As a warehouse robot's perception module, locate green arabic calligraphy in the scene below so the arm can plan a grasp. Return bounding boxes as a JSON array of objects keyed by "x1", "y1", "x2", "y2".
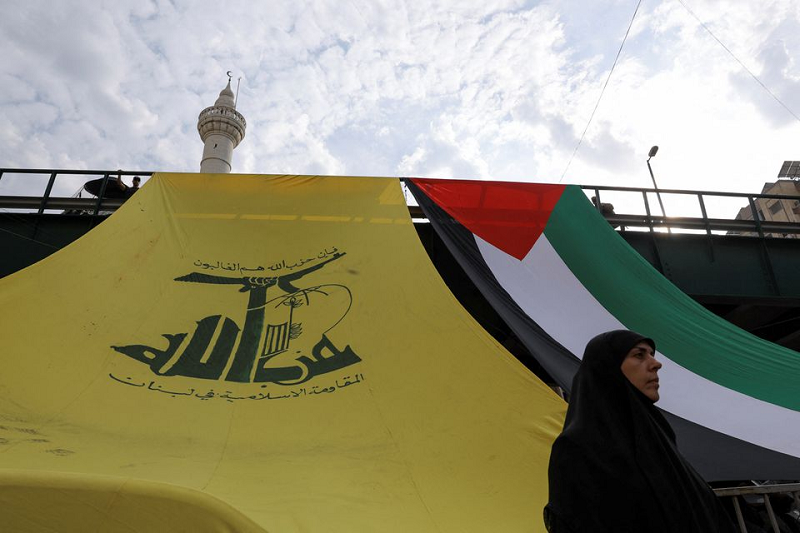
[{"x1": 112, "y1": 251, "x2": 362, "y2": 384}]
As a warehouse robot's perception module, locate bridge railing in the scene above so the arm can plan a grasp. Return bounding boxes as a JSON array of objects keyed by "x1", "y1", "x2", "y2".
[
  {"x1": 2, "y1": 168, "x2": 800, "y2": 238},
  {"x1": 584, "y1": 184, "x2": 800, "y2": 239},
  {"x1": 0, "y1": 168, "x2": 154, "y2": 218},
  {"x1": 714, "y1": 483, "x2": 800, "y2": 533}
]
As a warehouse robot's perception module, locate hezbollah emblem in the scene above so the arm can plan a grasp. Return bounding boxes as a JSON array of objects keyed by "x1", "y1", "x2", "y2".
[{"x1": 112, "y1": 250, "x2": 360, "y2": 385}]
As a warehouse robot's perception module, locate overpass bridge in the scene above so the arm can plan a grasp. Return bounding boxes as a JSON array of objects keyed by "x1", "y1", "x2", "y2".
[{"x1": 2, "y1": 168, "x2": 799, "y2": 353}]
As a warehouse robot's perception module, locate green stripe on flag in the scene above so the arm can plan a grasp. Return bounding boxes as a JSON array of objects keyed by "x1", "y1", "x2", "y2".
[{"x1": 544, "y1": 185, "x2": 800, "y2": 411}]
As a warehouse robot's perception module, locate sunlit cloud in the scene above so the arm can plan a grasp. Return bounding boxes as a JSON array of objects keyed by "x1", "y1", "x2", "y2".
[{"x1": 0, "y1": 0, "x2": 797, "y2": 201}]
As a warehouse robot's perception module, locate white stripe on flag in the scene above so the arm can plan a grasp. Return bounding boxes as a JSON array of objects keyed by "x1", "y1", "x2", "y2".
[{"x1": 476, "y1": 234, "x2": 800, "y2": 459}]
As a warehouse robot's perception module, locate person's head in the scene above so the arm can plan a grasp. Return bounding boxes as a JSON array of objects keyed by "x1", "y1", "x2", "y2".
[
  {"x1": 579, "y1": 330, "x2": 661, "y2": 402},
  {"x1": 132, "y1": 176, "x2": 141, "y2": 188},
  {"x1": 620, "y1": 340, "x2": 662, "y2": 402}
]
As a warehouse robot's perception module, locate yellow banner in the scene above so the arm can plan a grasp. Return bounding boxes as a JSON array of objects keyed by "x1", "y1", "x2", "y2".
[{"x1": 0, "y1": 173, "x2": 565, "y2": 532}]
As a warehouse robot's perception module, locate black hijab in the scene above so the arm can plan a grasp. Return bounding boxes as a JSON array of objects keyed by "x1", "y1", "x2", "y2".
[{"x1": 544, "y1": 330, "x2": 735, "y2": 533}]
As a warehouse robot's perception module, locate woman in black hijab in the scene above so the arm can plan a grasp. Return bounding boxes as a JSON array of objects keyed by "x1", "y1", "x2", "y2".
[{"x1": 544, "y1": 330, "x2": 735, "y2": 533}]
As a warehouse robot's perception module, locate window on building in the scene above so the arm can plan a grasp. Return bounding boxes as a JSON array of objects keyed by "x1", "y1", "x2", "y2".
[
  {"x1": 769, "y1": 201, "x2": 782, "y2": 215},
  {"x1": 757, "y1": 209, "x2": 765, "y2": 221}
]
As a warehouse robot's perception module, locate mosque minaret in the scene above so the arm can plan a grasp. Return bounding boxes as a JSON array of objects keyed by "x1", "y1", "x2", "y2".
[{"x1": 197, "y1": 78, "x2": 246, "y2": 173}]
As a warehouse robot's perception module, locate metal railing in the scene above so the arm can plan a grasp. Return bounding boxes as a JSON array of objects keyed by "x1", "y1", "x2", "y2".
[
  {"x1": 714, "y1": 483, "x2": 800, "y2": 533},
  {"x1": 2, "y1": 169, "x2": 800, "y2": 239},
  {"x1": 0, "y1": 168, "x2": 154, "y2": 218},
  {"x1": 584, "y1": 184, "x2": 800, "y2": 238}
]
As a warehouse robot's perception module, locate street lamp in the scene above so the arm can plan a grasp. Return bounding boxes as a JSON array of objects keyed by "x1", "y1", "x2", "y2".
[{"x1": 646, "y1": 145, "x2": 670, "y2": 232}]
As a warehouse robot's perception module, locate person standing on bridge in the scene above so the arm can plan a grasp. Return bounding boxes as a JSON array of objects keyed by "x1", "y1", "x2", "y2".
[
  {"x1": 543, "y1": 330, "x2": 735, "y2": 533},
  {"x1": 115, "y1": 171, "x2": 140, "y2": 199}
]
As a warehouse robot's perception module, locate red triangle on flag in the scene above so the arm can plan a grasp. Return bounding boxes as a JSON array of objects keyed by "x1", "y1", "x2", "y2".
[{"x1": 411, "y1": 178, "x2": 566, "y2": 260}]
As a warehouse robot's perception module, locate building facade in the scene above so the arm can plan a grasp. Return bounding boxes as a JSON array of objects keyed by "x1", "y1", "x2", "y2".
[{"x1": 734, "y1": 178, "x2": 800, "y2": 238}]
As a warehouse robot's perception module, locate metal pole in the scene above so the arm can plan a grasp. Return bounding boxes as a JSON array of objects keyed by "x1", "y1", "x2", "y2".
[
  {"x1": 763, "y1": 494, "x2": 780, "y2": 533},
  {"x1": 748, "y1": 196, "x2": 780, "y2": 296},
  {"x1": 593, "y1": 188, "x2": 603, "y2": 213},
  {"x1": 697, "y1": 193, "x2": 715, "y2": 262},
  {"x1": 647, "y1": 156, "x2": 670, "y2": 233},
  {"x1": 643, "y1": 190, "x2": 655, "y2": 235},
  {"x1": 642, "y1": 191, "x2": 666, "y2": 275},
  {"x1": 93, "y1": 172, "x2": 112, "y2": 218},
  {"x1": 731, "y1": 496, "x2": 748, "y2": 533},
  {"x1": 37, "y1": 171, "x2": 58, "y2": 215}
]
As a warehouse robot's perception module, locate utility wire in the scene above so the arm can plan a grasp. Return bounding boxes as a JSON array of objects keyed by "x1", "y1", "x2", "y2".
[
  {"x1": 676, "y1": 0, "x2": 800, "y2": 124},
  {"x1": 750, "y1": 313, "x2": 800, "y2": 333},
  {"x1": 0, "y1": 226, "x2": 59, "y2": 249},
  {"x1": 0, "y1": 208, "x2": 72, "y2": 245},
  {"x1": 559, "y1": 0, "x2": 644, "y2": 183}
]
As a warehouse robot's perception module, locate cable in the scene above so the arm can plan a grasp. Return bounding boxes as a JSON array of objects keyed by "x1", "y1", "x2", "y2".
[
  {"x1": 676, "y1": 0, "x2": 800, "y2": 124},
  {"x1": 749, "y1": 312, "x2": 800, "y2": 332},
  {"x1": 559, "y1": 0, "x2": 644, "y2": 183},
  {"x1": 0, "y1": 208, "x2": 73, "y2": 245},
  {"x1": 0, "y1": 226, "x2": 60, "y2": 249}
]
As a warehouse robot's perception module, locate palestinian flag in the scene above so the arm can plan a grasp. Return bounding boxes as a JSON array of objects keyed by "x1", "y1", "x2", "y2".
[{"x1": 408, "y1": 178, "x2": 800, "y2": 481}]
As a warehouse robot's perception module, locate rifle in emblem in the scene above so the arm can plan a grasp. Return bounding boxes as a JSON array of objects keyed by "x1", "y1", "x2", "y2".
[{"x1": 113, "y1": 252, "x2": 357, "y2": 383}]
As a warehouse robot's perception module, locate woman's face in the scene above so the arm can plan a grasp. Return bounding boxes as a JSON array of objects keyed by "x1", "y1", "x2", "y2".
[{"x1": 620, "y1": 341, "x2": 662, "y2": 402}]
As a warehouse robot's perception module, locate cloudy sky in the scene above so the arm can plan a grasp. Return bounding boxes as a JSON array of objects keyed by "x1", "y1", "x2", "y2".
[{"x1": 1, "y1": 0, "x2": 798, "y2": 215}]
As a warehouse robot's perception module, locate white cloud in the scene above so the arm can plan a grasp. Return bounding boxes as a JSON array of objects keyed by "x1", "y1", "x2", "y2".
[{"x1": 0, "y1": 0, "x2": 797, "y2": 206}]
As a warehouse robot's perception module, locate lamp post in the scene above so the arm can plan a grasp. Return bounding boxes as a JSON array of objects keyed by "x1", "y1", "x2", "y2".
[{"x1": 646, "y1": 145, "x2": 670, "y2": 233}]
